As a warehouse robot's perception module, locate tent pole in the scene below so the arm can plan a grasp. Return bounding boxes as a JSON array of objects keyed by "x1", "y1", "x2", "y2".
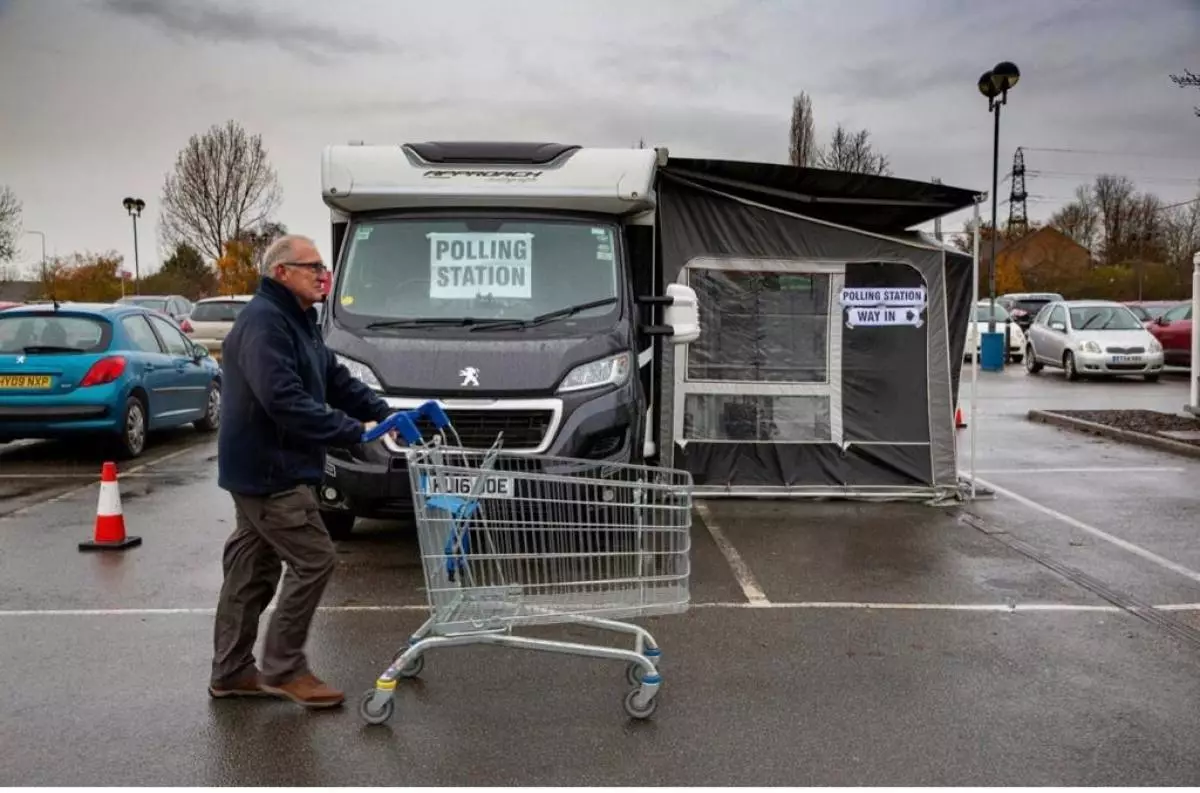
[{"x1": 969, "y1": 198, "x2": 982, "y2": 499}]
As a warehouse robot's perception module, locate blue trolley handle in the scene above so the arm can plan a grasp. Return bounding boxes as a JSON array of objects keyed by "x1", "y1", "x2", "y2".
[{"x1": 360, "y1": 399, "x2": 453, "y2": 445}]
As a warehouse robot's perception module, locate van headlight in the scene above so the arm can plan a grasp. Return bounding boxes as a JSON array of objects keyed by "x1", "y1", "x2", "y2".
[
  {"x1": 557, "y1": 352, "x2": 632, "y2": 394},
  {"x1": 336, "y1": 353, "x2": 383, "y2": 390}
]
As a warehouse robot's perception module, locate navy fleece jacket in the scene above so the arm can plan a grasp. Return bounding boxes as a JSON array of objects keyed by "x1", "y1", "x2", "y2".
[{"x1": 216, "y1": 277, "x2": 391, "y2": 496}]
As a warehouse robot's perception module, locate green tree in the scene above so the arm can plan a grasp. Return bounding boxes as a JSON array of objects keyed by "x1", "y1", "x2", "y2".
[{"x1": 142, "y1": 241, "x2": 217, "y2": 299}]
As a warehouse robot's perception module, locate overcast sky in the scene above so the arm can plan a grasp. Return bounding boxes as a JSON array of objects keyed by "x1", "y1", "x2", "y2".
[{"x1": 1, "y1": 0, "x2": 1197, "y2": 276}]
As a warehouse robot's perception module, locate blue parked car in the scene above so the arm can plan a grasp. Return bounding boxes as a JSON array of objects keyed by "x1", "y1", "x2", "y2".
[{"x1": 0, "y1": 302, "x2": 221, "y2": 458}]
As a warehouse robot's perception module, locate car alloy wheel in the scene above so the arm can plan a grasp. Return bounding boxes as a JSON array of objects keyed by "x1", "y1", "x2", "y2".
[
  {"x1": 126, "y1": 400, "x2": 146, "y2": 455},
  {"x1": 1064, "y1": 351, "x2": 1079, "y2": 381},
  {"x1": 206, "y1": 386, "x2": 221, "y2": 427}
]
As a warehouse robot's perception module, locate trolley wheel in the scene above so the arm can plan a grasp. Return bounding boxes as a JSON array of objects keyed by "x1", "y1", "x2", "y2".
[
  {"x1": 623, "y1": 687, "x2": 658, "y2": 720},
  {"x1": 625, "y1": 661, "x2": 649, "y2": 686},
  {"x1": 359, "y1": 689, "x2": 395, "y2": 725},
  {"x1": 392, "y1": 651, "x2": 425, "y2": 679}
]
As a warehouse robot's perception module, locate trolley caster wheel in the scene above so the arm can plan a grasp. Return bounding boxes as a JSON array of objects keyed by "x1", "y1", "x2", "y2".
[
  {"x1": 625, "y1": 661, "x2": 653, "y2": 686},
  {"x1": 392, "y1": 651, "x2": 424, "y2": 679},
  {"x1": 359, "y1": 690, "x2": 395, "y2": 725},
  {"x1": 623, "y1": 687, "x2": 658, "y2": 720}
]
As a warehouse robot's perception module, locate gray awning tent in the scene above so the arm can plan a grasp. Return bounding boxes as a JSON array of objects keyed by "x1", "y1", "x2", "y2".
[{"x1": 653, "y1": 158, "x2": 983, "y2": 501}]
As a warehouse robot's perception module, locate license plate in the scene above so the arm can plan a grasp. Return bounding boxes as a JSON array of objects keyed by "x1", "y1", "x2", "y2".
[
  {"x1": 0, "y1": 375, "x2": 52, "y2": 389},
  {"x1": 1111, "y1": 355, "x2": 1143, "y2": 364},
  {"x1": 421, "y1": 474, "x2": 515, "y2": 498}
]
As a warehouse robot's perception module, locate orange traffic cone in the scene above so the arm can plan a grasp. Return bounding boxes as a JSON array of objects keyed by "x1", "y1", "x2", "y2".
[
  {"x1": 955, "y1": 406, "x2": 967, "y2": 429},
  {"x1": 79, "y1": 462, "x2": 142, "y2": 551}
]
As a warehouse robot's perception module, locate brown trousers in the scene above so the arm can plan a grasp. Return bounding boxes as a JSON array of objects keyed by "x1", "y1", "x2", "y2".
[{"x1": 211, "y1": 485, "x2": 336, "y2": 687}]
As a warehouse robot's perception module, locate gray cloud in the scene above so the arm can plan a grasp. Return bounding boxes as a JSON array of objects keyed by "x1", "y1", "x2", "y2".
[
  {"x1": 99, "y1": 0, "x2": 393, "y2": 59},
  {"x1": 2, "y1": 0, "x2": 1197, "y2": 275}
]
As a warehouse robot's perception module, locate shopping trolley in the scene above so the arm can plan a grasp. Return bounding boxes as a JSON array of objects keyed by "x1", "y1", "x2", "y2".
[{"x1": 355, "y1": 401, "x2": 693, "y2": 724}]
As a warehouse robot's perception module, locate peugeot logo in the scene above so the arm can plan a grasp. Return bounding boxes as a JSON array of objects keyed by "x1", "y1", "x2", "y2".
[{"x1": 459, "y1": 366, "x2": 480, "y2": 387}]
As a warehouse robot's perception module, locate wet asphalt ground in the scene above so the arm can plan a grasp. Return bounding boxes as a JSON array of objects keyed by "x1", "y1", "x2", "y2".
[{"x1": 2, "y1": 365, "x2": 1199, "y2": 785}]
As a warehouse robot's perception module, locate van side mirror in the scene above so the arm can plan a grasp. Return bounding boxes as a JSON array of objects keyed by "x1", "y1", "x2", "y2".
[{"x1": 640, "y1": 284, "x2": 701, "y2": 344}]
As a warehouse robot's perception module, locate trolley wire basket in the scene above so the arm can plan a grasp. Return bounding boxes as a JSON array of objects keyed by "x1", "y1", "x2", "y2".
[{"x1": 355, "y1": 401, "x2": 693, "y2": 725}]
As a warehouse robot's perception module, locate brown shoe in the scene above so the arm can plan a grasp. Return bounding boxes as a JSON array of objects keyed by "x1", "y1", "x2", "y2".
[
  {"x1": 209, "y1": 669, "x2": 271, "y2": 699},
  {"x1": 260, "y1": 673, "x2": 345, "y2": 709}
]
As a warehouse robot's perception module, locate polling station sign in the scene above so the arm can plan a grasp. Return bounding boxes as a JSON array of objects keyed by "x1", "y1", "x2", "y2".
[
  {"x1": 845, "y1": 305, "x2": 925, "y2": 328},
  {"x1": 837, "y1": 287, "x2": 927, "y2": 308},
  {"x1": 428, "y1": 232, "x2": 534, "y2": 300},
  {"x1": 838, "y1": 286, "x2": 927, "y2": 329}
]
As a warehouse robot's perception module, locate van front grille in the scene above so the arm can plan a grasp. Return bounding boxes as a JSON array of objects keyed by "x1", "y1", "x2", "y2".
[{"x1": 413, "y1": 409, "x2": 553, "y2": 450}]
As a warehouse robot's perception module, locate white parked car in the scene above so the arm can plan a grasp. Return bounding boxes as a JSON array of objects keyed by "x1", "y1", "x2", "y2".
[
  {"x1": 966, "y1": 300, "x2": 1025, "y2": 363},
  {"x1": 184, "y1": 295, "x2": 253, "y2": 358},
  {"x1": 1024, "y1": 299, "x2": 1165, "y2": 382}
]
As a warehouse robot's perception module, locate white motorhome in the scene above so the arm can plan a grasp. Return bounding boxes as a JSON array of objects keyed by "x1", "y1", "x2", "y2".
[{"x1": 316, "y1": 141, "x2": 700, "y2": 537}]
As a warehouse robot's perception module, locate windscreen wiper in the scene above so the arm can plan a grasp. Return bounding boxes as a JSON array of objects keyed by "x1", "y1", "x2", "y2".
[
  {"x1": 366, "y1": 317, "x2": 498, "y2": 330},
  {"x1": 467, "y1": 297, "x2": 619, "y2": 332},
  {"x1": 20, "y1": 345, "x2": 82, "y2": 354}
]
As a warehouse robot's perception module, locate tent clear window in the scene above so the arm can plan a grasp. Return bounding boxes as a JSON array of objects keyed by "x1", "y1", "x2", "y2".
[
  {"x1": 686, "y1": 270, "x2": 830, "y2": 384},
  {"x1": 674, "y1": 259, "x2": 844, "y2": 446},
  {"x1": 683, "y1": 394, "x2": 831, "y2": 442}
]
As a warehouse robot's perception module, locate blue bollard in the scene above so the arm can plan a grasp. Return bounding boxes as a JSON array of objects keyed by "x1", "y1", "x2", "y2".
[{"x1": 980, "y1": 331, "x2": 1006, "y2": 371}]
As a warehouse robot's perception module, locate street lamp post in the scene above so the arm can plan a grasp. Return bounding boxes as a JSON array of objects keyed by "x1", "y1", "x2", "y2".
[
  {"x1": 122, "y1": 197, "x2": 145, "y2": 295},
  {"x1": 977, "y1": 61, "x2": 1020, "y2": 372},
  {"x1": 1190, "y1": 251, "x2": 1199, "y2": 416},
  {"x1": 23, "y1": 229, "x2": 46, "y2": 290}
]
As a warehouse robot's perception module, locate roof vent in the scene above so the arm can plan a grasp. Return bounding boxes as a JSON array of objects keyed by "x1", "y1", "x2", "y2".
[{"x1": 405, "y1": 141, "x2": 580, "y2": 165}]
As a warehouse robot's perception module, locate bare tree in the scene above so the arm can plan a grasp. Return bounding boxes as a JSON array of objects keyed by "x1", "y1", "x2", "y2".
[
  {"x1": 814, "y1": 124, "x2": 891, "y2": 176},
  {"x1": 0, "y1": 185, "x2": 22, "y2": 263},
  {"x1": 788, "y1": 92, "x2": 816, "y2": 167},
  {"x1": 159, "y1": 120, "x2": 282, "y2": 262},
  {"x1": 1169, "y1": 69, "x2": 1200, "y2": 117},
  {"x1": 1162, "y1": 192, "x2": 1200, "y2": 275},
  {"x1": 1049, "y1": 184, "x2": 1100, "y2": 251},
  {"x1": 1092, "y1": 174, "x2": 1136, "y2": 265}
]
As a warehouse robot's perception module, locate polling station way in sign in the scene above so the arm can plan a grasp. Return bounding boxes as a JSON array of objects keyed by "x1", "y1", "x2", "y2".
[
  {"x1": 429, "y1": 232, "x2": 534, "y2": 300},
  {"x1": 838, "y1": 286, "x2": 927, "y2": 328}
]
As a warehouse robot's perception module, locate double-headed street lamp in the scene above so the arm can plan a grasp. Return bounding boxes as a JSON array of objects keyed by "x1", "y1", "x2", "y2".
[
  {"x1": 122, "y1": 197, "x2": 145, "y2": 295},
  {"x1": 978, "y1": 61, "x2": 1020, "y2": 372}
]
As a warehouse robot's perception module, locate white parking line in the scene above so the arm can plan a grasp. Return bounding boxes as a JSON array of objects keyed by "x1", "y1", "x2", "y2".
[
  {"x1": 976, "y1": 466, "x2": 1186, "y2": 475},
  {"x1": 975, "y1": 475, "x2": 1200, "y2": 585},
  {"x1": 0, "y1": 472, "x2": 184, "y2": 479},
  {"x1": 3, "y1": 601, "x2": 1200, "y2": 617},
  {"x1": 0, "y1": 445, "x2": 204, "y2": 520},
  {"x1": 695, "y1": 502, "x2": 769, "y2": 605}
]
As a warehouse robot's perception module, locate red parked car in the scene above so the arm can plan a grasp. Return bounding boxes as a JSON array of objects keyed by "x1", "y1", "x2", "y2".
[{"x1": 1147, "y1": 301, "x2": 1193, "y2": 367}]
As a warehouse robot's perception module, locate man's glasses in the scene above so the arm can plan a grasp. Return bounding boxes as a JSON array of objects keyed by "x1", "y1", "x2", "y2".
[{"x1": 283, "y1": 260, "x2": 328, "y2": 274}]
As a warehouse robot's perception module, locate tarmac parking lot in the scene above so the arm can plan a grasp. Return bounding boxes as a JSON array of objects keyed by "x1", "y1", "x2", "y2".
[{"x1": 2, "y1": 365, "x2": 1199, "y2": 785}]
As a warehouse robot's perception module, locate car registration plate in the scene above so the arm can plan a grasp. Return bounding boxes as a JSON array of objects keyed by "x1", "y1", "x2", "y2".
[
  {"x1": 420, "y1": 474, "x2": 515, "y2": 498},
  {"x1": 0, "y1": 375, "x2": 52, "y2": 389},
  {"x1": 1110, "y1": 355, "x2": 1143, "y2": 364}
]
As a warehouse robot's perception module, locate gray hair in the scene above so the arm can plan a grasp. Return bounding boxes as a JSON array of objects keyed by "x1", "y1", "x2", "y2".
[{"x1": 260, "y1": 234, "x2": 317, "y2": 277}]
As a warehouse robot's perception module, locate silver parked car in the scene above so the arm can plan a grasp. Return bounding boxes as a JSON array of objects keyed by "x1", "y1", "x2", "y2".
[{"x1": 1024, "y1": 300, "x2": 1165, "y2": 382}]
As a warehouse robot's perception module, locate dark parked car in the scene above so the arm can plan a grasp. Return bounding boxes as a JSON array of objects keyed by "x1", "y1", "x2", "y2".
[
  {"x1": 1125, "y1": 300, "x2": 1178, "y2": 325},
  {"x1": 997, "y1": 292, "x2": 1065, "y2": 333}
]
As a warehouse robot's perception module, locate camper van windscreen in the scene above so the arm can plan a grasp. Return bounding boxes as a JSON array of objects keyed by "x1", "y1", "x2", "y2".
[{"x1": 334, "y1": 217, "x2": 621, "y2": 325}]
